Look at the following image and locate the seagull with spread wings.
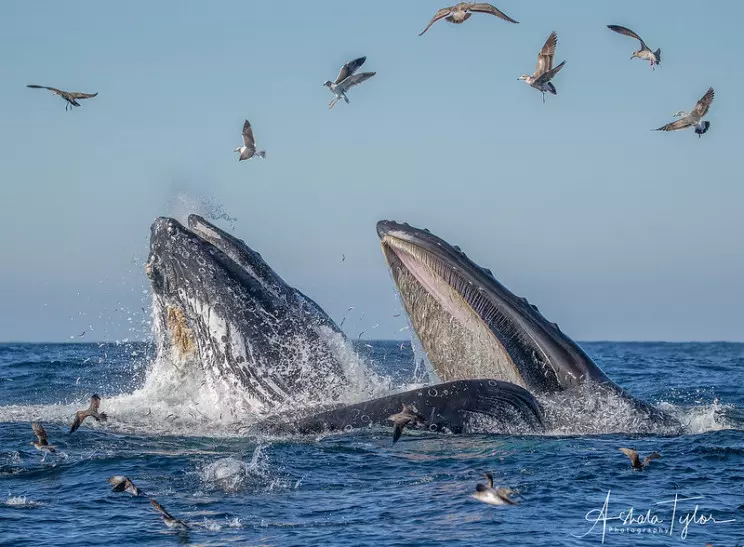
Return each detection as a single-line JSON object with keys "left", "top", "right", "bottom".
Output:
{"left": 26, "top": 84, "right": 98, "bottom": 110}
{"left": 518, "top": 31, "right": 566, "bottom": 103}
{"left": 654, "top": 87, "right": 714, "bottom": 138}
{"left": 607, "top": 25, "right": 661, "bottom": 70}
{"left": 235, "top": 120, "right": 266, "bottom": 161}
{"left": 323, "top": 57, "right": 376, "bottom": 110}
{"left": 418, "top": 3, "right": 518, "bottom": 36}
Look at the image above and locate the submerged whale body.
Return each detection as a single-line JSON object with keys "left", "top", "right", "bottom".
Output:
{"left": 377, "top": 220, "right": 681, "bottom": 431}
{"left": 145, "top": 215, "right": 543, "bottom": 433}
{"left": 258, "top": 379, "right": 545, "bottom": 436}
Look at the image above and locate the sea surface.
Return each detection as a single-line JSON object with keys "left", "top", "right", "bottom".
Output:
{"left": 0, "top": 341, "right": 742, "bottom": 546}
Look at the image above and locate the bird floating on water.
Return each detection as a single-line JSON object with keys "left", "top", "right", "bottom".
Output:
{"left": 607, "top": 25, "right": 661, "bottom": 71}
{"left": 618, "top": 447, "right": 661, "bottom": 470}
{"left": 235, "top": 120, "right": 266, "bottom": 161}
{"left": 388, "top": 403, "right": 426, "bottom": 444}
{"left": 70, "top": 394, "right": 108, "bottom": 433}
{"left": 654, "top": 87, "right": 714, "bottom": 138}
{"left": 108, "top": 476, "right": 144, "bottom": 496}
{"left": 26, "top": 84, "right": 98, "bottom": 110}
{"left": 518, "top": 31, "right": 565, "bottom": 103}
{"left": 150, "top": 499, "right": 189, "bottom": 530}
{"left": 418, "top": 3, "right": 518, "bottom": 36}
{"left": 30, "top": 422, "right": 56, "bottom": 453}
{"left": 472, "top": 473, "right": 517, "bottom": 505}
{"left": 323, "top": 57, "right": 376, "bottom": 109}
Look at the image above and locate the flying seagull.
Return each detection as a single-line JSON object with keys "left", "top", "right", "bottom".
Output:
{"left": 518, "top": 31, "right": 565, "bottom": 103}
{"left": 30, "top": 422, "right": 56, "bottom": 453}
{"left": 388, "top": 403, "right": 426, "bottom": 444}
{"left": 235, "top": 120, "right": 266, "bottom": 161}
{"left": 150, "top": 499, "right": 189, "bottom": 530}
{"left": 418, "top": 3, "right": 518, "bottom": 36}
{"left": 618, "top": 447, "right": 661, "bottom": 470}
{"left": 26, "top": 85, "right": 98, "bottom": 110}
{"left": 70, "top": 394, "right": 108, "bottom": 433}
{"left": 607, "top": 25, "right": 661, "bottom": 70}
{"left": 108, "top": 476, "right": 144, "bottom": 496}
{"left": 323, "top": 57, "right": 376, "bottom": 109}
{"left": 472, "top": 473, "right": 517, "bottom": 506}
{"left": 654, "top": 87, "right": 714, "bottom": 137}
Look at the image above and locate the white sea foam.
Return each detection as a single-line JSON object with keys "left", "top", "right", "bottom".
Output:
{"left": 4, "top": 494, "right": 42, "bottom": 508}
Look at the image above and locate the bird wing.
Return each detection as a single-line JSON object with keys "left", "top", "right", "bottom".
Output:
{"left": 68, "top": 91, "right": 98, "bottom": 100}
{"left": 534, "top": 60, "right": 565, "bottom": 85}
{"left": 607, "top": 25, "right": 646, "bottom": 49}
{"left": 484, "top": 473, "right": 494, "bottom": 488}
{"left": 70, "top": 411, "right": 88, "bottom": 433}
{"left": 642, "top": 452, "right": 661, "bottom": 466}
{"left": 108, "top": 476, "right": 127, "bottom": 492}
{"left": 468, "top": 3, "right": 519, "bottom": 23}
{"left": 418, "top": 7, "right": 454, "bottom": 36}
{"left": 618, "top": 447, "right": 641, "bottom": 467}
{"left": 32, "top": 422, "right": 49, "bottom": 445}
{"left": 27, "top": 84, "right": 62, "bottom": 94}
{"left": 495, "top": 488, "right": 518, "bottom": 505}
{"left": 535, "top": 32, "right": 558, "bottom": 77}
{"left": 89, "top": 396, "right": 101, "bottom": 413}
{"left": 334, "top": 57, "right": 367, "bottom": 84}
{"left": 338, "top": 72, "right": 375, "bottom": 92}
{"left": 150, "top": 499, "right": 175, "bottom": 519}
{"left": 241, "top": 120, "right": 256, "bottom": 150}
{"left": 692, "top": 87, "right": 714, "bottom": 118}
{"left": 654, "top": 117, "right": 694, "bottom": 132}
{"left": 392, "top": 423, "right": 404, "bottom": 444}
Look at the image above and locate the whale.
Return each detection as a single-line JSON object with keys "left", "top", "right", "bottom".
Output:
{"left": 258, "top": 379, "right": 545, "bottom": 437}
{"left": 377, "top": 220, "right": 680, "bottom": 430}
{"left": 146, "top": 215, "right": 357, "bottom": 415}
{"left": 145, "top": 215, "right": 545, "bottom": 434}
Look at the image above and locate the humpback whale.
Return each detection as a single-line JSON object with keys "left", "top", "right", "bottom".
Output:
{"left": 377, "top": 220, "right": 680, "bottom": 430}
{"left": 146, "top": 215, "right": 360, "bottom": 415}
{"left": 146, "top": 216, "right": 544, "bottom": 435}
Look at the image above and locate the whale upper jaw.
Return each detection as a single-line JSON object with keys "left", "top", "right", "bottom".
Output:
{"left": 145, "top": 216, "right": 351, "bottom": 415}
{"left": 376, "top": 220, "right": 615, "bottom": 395}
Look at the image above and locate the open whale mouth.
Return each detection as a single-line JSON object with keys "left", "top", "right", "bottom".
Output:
{"left": 377, "top": 221, "right": 613, "bottom": 394}
{"left": 144, "top": 216, "right": 358, "bottom": 416}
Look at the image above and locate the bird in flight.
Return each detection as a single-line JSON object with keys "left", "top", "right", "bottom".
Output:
{"left": 26, "top": 85, "right": 98, "bottom": 110}
{"left": 607, "top": 25, "right": 661, "bottom": 71}
{"left": 418, "top": 3, "right": 518, "bottom": 36}
{"left": 388, "top": 403, "right": 426, "bottom": 444}
{"left": 323, "top": 57, "right": 376, "bottom": 109}
{"left": 518, "top": 31, "right": 565, "bottom": 103}
{"left": 618, "top": 447, "right": 661, "bottom": 470}
{"left": 70, "top": 394, "right": 108, "bottom": 433}
{"left": 30, "top": 422, "right": 56, "bottom": 453}
{"left": 235, "top": 120, "right": 266, "bottom": 161}
{"left": 654, "top": 88, "right": 714, "bottom": 138}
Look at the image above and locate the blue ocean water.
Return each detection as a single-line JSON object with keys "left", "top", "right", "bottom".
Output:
{"left": 0, "top": 341, "right": 742, "bottom": 546}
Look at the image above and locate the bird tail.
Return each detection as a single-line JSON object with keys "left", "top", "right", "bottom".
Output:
{"left": 547, "top": 82, "right": 557, "bottom": 95}
{"left": 654, "top": 48, "right": 661, "bottom": 65}
{"left": 257, "top": 150, "right": 266, "bottom": 158}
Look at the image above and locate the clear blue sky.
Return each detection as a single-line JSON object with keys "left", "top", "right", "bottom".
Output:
{"left": 1, "top": 1, "right": 742, "bottom": 342}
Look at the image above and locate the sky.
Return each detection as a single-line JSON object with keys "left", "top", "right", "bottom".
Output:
{"left": 1, "top": 1, "right": 742, "bottom": 343}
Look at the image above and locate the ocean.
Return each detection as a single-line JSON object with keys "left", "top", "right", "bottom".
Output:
{"left": 0, "top": 341, "right": 742, "bottom": 546}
